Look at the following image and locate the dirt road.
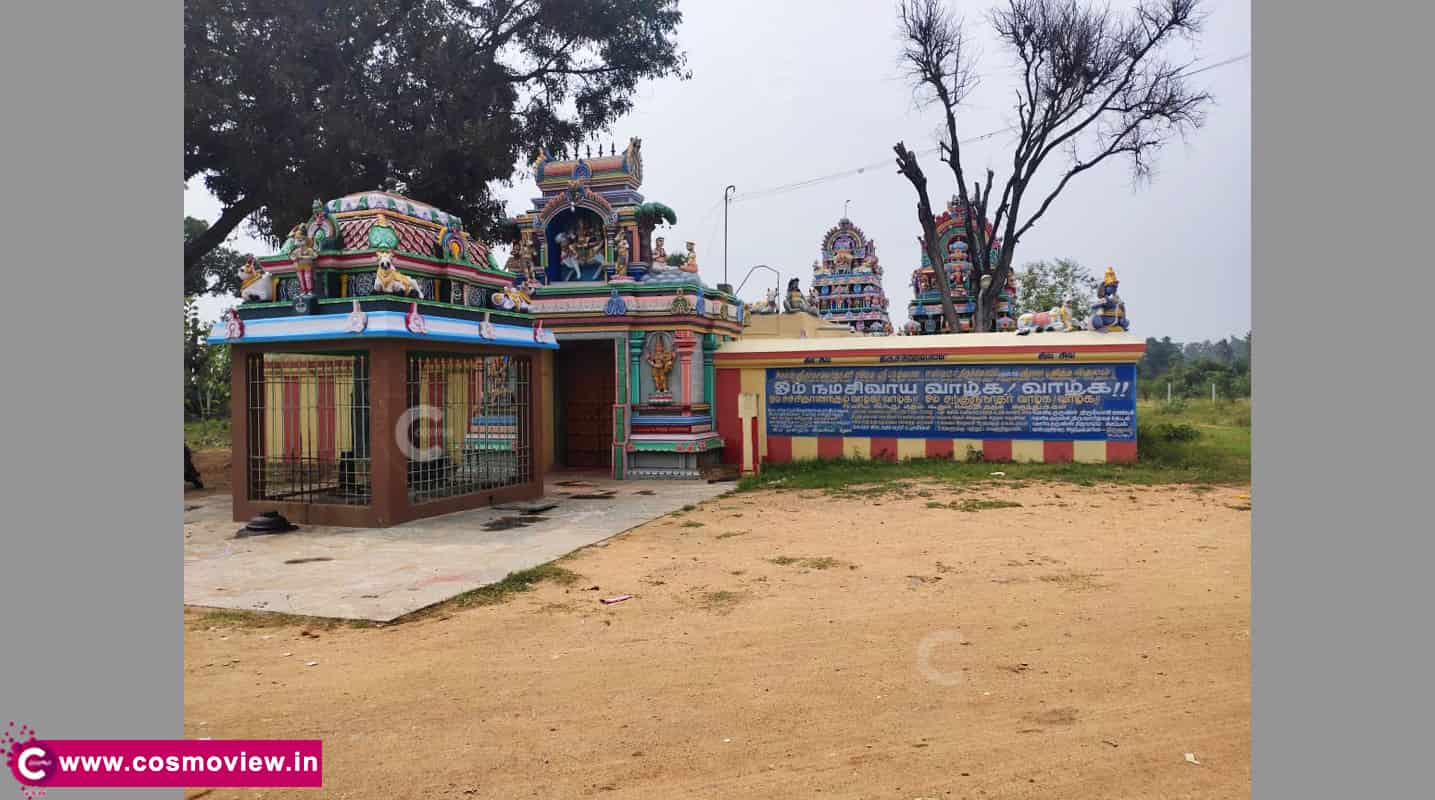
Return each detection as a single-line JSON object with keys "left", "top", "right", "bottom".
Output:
{"left": 185, "top": 480, "right": 1250, "bottom": 799}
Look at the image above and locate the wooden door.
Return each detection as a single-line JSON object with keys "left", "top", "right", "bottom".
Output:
{"left": 558, "top": 341, "right": 614, "bottom": 469}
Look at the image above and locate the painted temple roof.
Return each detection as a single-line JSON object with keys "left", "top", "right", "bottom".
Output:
{"left": 531, "top": 137, "right": 644, "bottom": 190}
{"left": 264, "top": 191, "right": 494, "bottom": 267}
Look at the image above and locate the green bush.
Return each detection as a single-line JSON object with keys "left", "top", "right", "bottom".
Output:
{"left": 1142, "top": 422, "right": 1201, "bottom": 443}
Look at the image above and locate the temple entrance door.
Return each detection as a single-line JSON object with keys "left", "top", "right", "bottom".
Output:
{"left": 556, "top": 340, "right": 614, "bottom": 470}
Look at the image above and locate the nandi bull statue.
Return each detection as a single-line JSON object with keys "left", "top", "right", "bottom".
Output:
{"left": 1016, "top": 304, "right": 1074, "bottom": 335}
{"left": 372, "top": 250, "right": 423, "bottom": 298}
{"left": 1089, "top": 267, "right": 1130, "bottom": 332}
{"left": 748, "top": 286, "right": 780, "bottom": 314}
{"left": 238, "top": 255, "right": 274, "bottom": 302}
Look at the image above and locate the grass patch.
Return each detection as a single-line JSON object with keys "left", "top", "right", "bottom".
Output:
{"left": 696, "top": 590, "right": 746, "bottom": 614}
{"left": 448, "top": 563, "right": 581, "bottom": 605}
{"left": 1037, "top": 571, "right": 1109, "bottom": 591}
{"left": 681, "top": 521, "right": 706, "bottom": 529}
{"left": 189, "top": 608, "right": 379, "bottom": 631}
{"left": 952, "top": 498, "right": 1024, "bottom": 512}
{"left": 925, "top": 500, "right": 948, "bottom": 509}
{"left": 768, "top": 555, "right": 848, "bottom": 570}
{"left": 715, "top": 530, "right": 748, "bottom": 539}
{"left": 184, "top": 418, "right": 231, "bottom": 450}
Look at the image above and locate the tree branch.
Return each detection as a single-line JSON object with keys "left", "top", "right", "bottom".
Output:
{"left": 184, "top": 195, "right": 263, "bottom": 277}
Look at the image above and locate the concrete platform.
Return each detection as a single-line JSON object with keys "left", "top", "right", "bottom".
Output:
{"left": 183, "top": 476, "right": 733, "bottom": 622}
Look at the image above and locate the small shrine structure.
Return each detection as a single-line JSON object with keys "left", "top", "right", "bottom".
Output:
{"left": 810, "top": 218, "right": 892, "bottom": 335}
{"left": 509, "top": 138, "right": 745, "bottom": 479}
{"left": 906, "top": 198, "right": 1019, "bottom": 334}
{"left": 208, "top": 192, "right": 557, "bottom": 526}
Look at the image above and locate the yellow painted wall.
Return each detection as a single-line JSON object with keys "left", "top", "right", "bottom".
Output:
{"left": 740, "top": 311, "right": 860, "bottom": 340}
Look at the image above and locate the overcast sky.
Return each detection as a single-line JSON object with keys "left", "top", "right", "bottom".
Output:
{"left": 186, "top": 0, "right": 1250, "bottom": 343}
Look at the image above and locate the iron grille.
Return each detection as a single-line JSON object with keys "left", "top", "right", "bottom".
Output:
{"left": 246, "top": 352, "right": 372, "bottom": 506}
{"left": 405, "top": 353, "right": 533, "bottom": 503}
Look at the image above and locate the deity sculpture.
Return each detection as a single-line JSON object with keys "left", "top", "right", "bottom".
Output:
{"left": 557, "top": 220, "right": 603, "bottom": 280}
{"left": 646, "top": 336, "right": 675, "bottom": 394}
{"left": 505, "top": 235, "right": 540, "bottom": 285}
{"left": 651, "top": 236, "right": 668, "bottom": 267}
{"left": 290, "top": 230, "right": 319, "bottom": 295}
{"left": 306, "top": 199, "right": 337, "bottom": 251}
{"left": 614, "top": 235, "right": 630, "bottom": 277}
{"left": 1089, "top": 268, "right": 1130, "bottom": 332}
{"left": 682, "top": 241, "right": 699, "bottom": 273}
{"left": 783, "top": 278, "right": 812, "bottom": 313}
{"left": 491, "top": 282, "right": 533, "bottom": 311}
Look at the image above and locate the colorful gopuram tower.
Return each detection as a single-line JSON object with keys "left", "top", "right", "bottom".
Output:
{"left": 906, "top": 197, "right": 1018, "bottom": 334}
{"left": 509, "top": 137, "right": 744, "bottom": 480}
{"left": 810, "top": 218, "right": 892, "bottom": 335}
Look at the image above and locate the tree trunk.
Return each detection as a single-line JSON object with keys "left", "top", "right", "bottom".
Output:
{"left": 184, "top": 195, "right": 263, "bottom": 277}
{"left": 894, "top": 143, "right": 961, "bottom": 333}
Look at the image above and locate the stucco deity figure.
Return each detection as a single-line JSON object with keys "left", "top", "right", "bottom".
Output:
{"left": 651, "top": 236, "right": 668, "bottom": 268}
{"left": 682, "top": 241, "right": 699, "bottom": 273}
{"left": 614, "top": 235, "right": 630, "bottom": 277}
{"left": 647, "top": 337, "right": 675, "bottom": 394}
{"left": 1089, "top": 268, "right": 1130, "bottom": 332}
{"left": 290, "top": 230, "right": 319, "bottom": 295}
{"left": 783, "top": 277, "right": 811, "bottom": 313}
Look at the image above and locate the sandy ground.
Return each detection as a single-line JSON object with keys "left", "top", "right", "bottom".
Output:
{"left": 184, "top": 480, "right": 1250, "bottom": 799}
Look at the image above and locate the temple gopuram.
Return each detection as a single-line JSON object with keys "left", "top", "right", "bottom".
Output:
{"left": 502, "top": 137, "right": 743, "bottom": 479}
{"left": 810, "top": 218, "right": 892, "bottom": 335}
{"left": 905, "top": 198, "right": 1018, "bottom": 334}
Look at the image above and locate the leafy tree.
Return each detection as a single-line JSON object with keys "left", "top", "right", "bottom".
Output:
{"left": 1014, "top": 257, "right": 1100, "bottom": 318}
{"left": 1140, "top": 335, "right": 1183, "bottom": 374}
{"left": 185, "top": 296, "right": 233, "bottom": 418}
{"left": 185, "top": 216, "right": 247, "bottom": 297}
{"left": 185, "top": 0, "right": 689, "bottom": 274}
{"left": 183, "top": 297, "right": 208, "bottom": 416}
{"left": 893, "top": 0, "right": 1211, "bottom": 331}
{"left": 1136, "top": 332, "right": 1251, "bottom": 399}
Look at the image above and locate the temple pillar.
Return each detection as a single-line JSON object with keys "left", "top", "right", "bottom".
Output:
{"left": 674, "top": 330, "right": 697, "bottom": 406}
{"left": 612, "top": 336, "right": 629, "bottom": 480}
{"left": 703, "top": 334, "right": 718, "bottom": 407}
{"left": 629, "top": 332, "right": 646, "bottom": 404}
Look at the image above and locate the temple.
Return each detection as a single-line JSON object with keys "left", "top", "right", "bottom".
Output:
{"left": 810, "top": 218, "right": 892, "bottom": 335}
{"left": 206, "top": 139, "right": 1144, "bottom": 528}
{"left": 208, "top": 191, "right": 557, "bottom": 527}
{"left": 905, "top": 198, "right": 1018, "bottom": 334}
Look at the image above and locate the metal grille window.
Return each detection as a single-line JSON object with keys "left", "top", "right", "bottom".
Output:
{"left": 246, "top": 352, "right": 371, "bottom": 506}
{"left": 405, "top": 353, "right": 533, "bottom": 503}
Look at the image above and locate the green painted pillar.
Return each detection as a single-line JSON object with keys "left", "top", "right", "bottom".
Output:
{"left": 613, "top": 336, "right": 628, "bottom": 479}
{"left": 703, "top": 333, "right": 718, "bottom": 407}
{"left": 628, "top": 331, "right": 646, "bottom": 407}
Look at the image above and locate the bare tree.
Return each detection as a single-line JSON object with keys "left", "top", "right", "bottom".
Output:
{"left": 894, "top": 0, "right": 1211, "bottom": 331}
